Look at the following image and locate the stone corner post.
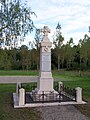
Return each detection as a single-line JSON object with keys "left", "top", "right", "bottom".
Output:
{"left": 75, "top": 87, "right": 82, "bottom": 103}
{"left": 16, "top": 82, "right": 21, "bottom": 94}
{"left": 58, "top": 82, "right": 63, "bottom": 92}
{"left": 19, "top": 88, "right": 25, "bottom": 106}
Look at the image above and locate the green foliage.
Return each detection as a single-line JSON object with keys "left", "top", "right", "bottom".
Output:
{"left": 52, "top": 32, "right": 90, "bottom": 70}
{"left": 0, "top": 0, "right": 35, "bottom": 46}
{"left": 0, "top": 34, "right": 90, "bottom": 70}
{"left": 0, "top": 49, "right": 13, "bottom": 70}
{"left": 78, "top": 34, "right": 90, "bottom": 70}
{"left": 22, "top": 83, "right": 37, "bottom": 92}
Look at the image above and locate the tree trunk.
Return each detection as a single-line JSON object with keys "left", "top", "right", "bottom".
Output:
{"left": 62, "top": 57, "right": 65, "bottom": 69}
{"left": 58, "top": 55, "right": 60, "bottom": 71}
{"left": 79, "top": 58, "right": 82, "bottom": 76}
{"left": 37, "top": 64, "right": 39, "bottom": 70}
{"left": 67, "top": 61, "right": 68, "bottom": 69}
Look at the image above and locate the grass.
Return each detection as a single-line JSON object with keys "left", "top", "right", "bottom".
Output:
{"left": 62, "top": 80, "right": 90, "bottom": 101}
{"left": 0, "top": 70, "right": 38, "bottom": 76}
{"left": 0, "top": 84, "right": 41, "bottom": 120}
{"left": 53, "top": 70, "right": 90, "bottom": 81}
{"left": 0, "top": 70, "right": 90, "bottom": 119}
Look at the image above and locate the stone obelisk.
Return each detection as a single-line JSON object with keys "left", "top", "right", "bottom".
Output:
{"left": 37, "top": 26, "right": 54, "bottom": 93}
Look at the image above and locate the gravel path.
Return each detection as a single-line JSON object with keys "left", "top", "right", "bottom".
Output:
{"left": 36, "top": 105, "right": 90, "bottom": 120}
{"left": 0, "top": 76, "right": 63, "bottom": 83}
{"left": 0, "top": 76, "right": 38, "bottom": 83}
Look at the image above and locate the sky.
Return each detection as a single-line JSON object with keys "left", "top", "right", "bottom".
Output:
{"left": 23, "top": 0, "right": 90, "bottom": 45}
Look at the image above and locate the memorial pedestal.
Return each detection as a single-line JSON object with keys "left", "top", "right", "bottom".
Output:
{"left": 31, "top": 26, "right": 58, "bottom": 97}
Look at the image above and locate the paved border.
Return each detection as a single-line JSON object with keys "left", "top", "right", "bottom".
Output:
{"left": 0, "top": 76, "right": 38, "bottom": 83}
{"left": 0, "top": 76, "right": 63, "bottom": 83}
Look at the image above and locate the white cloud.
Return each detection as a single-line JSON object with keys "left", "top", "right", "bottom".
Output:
{"left": 23, "top": 0, "right": 90, "bottom": 45}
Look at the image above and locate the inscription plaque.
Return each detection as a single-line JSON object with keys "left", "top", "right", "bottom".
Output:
{"left": 42, "top": 55, "right": 50, "bottom": 61}
{"left": 41, "top": 52, "right": 51, "bottom": 61}
{"left": 42, "top": 61, "right": 51, "bottom": 72}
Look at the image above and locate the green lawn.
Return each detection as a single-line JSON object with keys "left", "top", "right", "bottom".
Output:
{"left": 0, "top": 70, "right": 90, "bottom": 119}
{"left": 62, "top": 80, "right": 90, "bottom": 101}
{"left": 0, "top": 70, "right": 38, "bottom": 76}
{"left": 0, "top": 84, "right": 41, "bottom": 120}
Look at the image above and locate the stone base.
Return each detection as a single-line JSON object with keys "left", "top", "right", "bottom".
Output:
{"left": 13, "top": 92, "right": 87, "bottom": 108}
{"left": 32, "top": 89, "right": 56, "bottom": 94}
{"left": 37, "top": 78, "right": 54, "bottom": 92}
{"left": 37, "top": 72, "right": 54, "bottom": 92}
{"left": 31, "top": 73, "right": 58, "bottom": 101}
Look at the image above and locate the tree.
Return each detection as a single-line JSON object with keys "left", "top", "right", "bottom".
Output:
{"left": 34, "top": 28, "right": 42, "bottom": 70}
{"left": 53, "top": 23, "right": 64, "bottom": 71}
{"left": 0, "top": 48, "right": 13, "bottom": 70}
{"left": 0, "top": 0, "right": 35, "bottom": 48}
{"left": 64, "top": 38, "right": 74, "bottom": 69}
{"left": 79, "top": 34, "right": 90, "bottom": 70}
{"left": 19, "top": 45, "right": 29, "bottom": 70}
